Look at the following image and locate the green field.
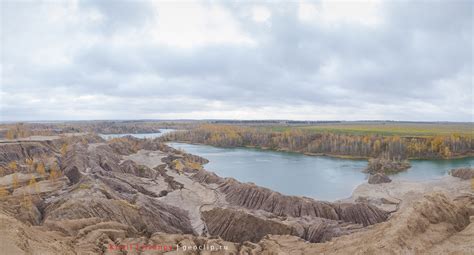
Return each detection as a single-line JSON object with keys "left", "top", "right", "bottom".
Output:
{"left": 267, "top": 122, "right": 474, "bottom": 137}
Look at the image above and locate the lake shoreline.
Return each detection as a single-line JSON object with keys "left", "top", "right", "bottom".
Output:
{"left": 167, "top": 141, "right": 473, "bottom": 201}
{"left": 166, "top": 140, "right": 474, "bottom": 161}
{"left": 341, "top": 175, "right": 473, "bottom": 212}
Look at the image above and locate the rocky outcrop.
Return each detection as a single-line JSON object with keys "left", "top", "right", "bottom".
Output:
{"left": 368, "top": 173, "right": 392, "bottom": 184}
{"left": 0, "top": 133, "right": 387, "bottom": 247}
{"left": 247, "top": 193, "right": 474, "bottom": 254}
{"left": 299, "top": 220, "right": 358, "bottom": 243}
{"left": 41, "top": 178, "right": 193, "bottom": 236}
{"left": 365, "top": 157, "right": 411, "bottom": 174}
{"left": 0, "top": 211, "right": 77, "bottom": 255}
{"left": 1, "top": 193, "right": 472, "bottom": 255}
{"left": 202, "top": 208, "right": 295, "bottom": 243}
{"left": 219, "top": 179, "right": 338, "bottom": 218}
{"left": 61, "top": 144, "right": 88, "bottom": 184}
{"left": 108, "top": 139, "right": 138, "bottom": 155}
{"left": 333, "top": 202, "right": 389, "bottom": 226}
{"left": 91, "top": 144, "right": 122, "bottom": 173}
{"left": 44, "top": 197, "right": 192, "bottom": 234}
{"left": 218, "top": 179, "right": 388, "bottom": 226}
{"left": 191, "top": 170, "right": 225, "bottom": 184}
{"left": 0, "top": 141, "right": 54, "bottom": 164}
{"left": 64, "top": 166, "right": 82, "bottom": 184}
{"left": 1, "top": 135, "right": 195, "bottom": 237}
{"left": 160, "top": 146, "right": 209, "bottom": 166}
{"left": 120, "top": 160, "right": 156, "bottom": 178}
{"left": 450, "top": 167, "right": 474, "bottom": 180}
{"left": 182, "top": 152, "right": 209, "bottom": 165}
{"left": 0, "top": 131, "right": 472, "bottom": 254}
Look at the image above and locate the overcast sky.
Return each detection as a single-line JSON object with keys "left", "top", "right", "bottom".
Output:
{"left": 1, "top": 0, "right": 472, "bottom": 121}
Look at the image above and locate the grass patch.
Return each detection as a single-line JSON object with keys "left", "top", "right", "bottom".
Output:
{"left": 266, "top": 122, "right": 473, "bottom": 137}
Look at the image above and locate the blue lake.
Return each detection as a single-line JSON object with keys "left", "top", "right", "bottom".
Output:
{"left": 167, "top": 142, "right": 473, "bottom": 201}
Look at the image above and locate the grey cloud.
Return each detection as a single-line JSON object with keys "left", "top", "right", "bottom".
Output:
{"left": 1, "top": 0, "right": 472, "bottom": 121}
{"left": 78, "top": 0, "right": 156, "bottom": 32}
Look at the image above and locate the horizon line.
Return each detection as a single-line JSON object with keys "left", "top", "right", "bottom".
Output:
{"left": 1, "top": 119, "right": 473, "bottom": 124}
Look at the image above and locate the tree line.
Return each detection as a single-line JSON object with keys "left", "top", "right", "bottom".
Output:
{"left": 163, "top": 125, "right": 473, "bottom": 159}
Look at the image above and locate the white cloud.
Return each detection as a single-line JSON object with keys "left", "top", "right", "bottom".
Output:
{"left": 298, "top": 1, "right": 319, "bottom": 22}
{"left": 150, "top": 2, "right": 255, "bottom": 48}
{"left": 251, "top": 6, "right": 271, "bottom": 23}
{"left": 299, "top": 0, "right": 382, "bottom": 27}
{"left": 1, "top": 1, "right": 471, "bottom": 121}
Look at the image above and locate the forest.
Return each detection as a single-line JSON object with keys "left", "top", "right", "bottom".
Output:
{"left": 163, "top": 124, "right": 473, "bottom": 160}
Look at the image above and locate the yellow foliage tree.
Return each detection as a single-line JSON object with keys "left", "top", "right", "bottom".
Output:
{"left": 5, "top": 129, "right": 15, "bottom": 140}
{"left": 60, "top": 143, "right": 68, "bottom": 157}
{"left": 443, "top": 146, "right": 452, "bottom": 158}
{"left": 49, "top": 164, "right": 60, "bottom": 181}
{"left": 36, "top": 163, "right": 46, "bottom": 177}
{"left": 186, "top": 161, "right": 203, "bottom": 171}
{"left": 26, "top": 158, "right": 35, "bottom": 172}
{"left": 172, "top": 159, "right": 185, "bottom": 174}
{"left": 26, "top": 158, "right": 34, "bottom": 166}
{"left": 431, "top": 136, "right": 444, "bottom": 153}
{"left": 8, "top": 161, "right": 18, "bottom": 171}
{"left": 22, "top": 192, "right": 33, "bottom": 208}
{"left": 373, "top": 140, "right": 381, "bottom": 154}
{"left": 0, "top": 186, "right": 9, "bottom": 197}
{"left": 5, "top": 124, "right": 31, "bottom": 140}
{"left": 12, "top": 173, "right": 19, "bottom": 189}
{"left": 29, "top": 175, "right": 39, "bottom": 193}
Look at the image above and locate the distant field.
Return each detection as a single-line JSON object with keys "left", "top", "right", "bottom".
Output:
{"left": 268, "top": 122, "right": 474, "bottom": 137}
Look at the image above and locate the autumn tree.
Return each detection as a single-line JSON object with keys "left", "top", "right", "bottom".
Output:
{"left": 36, "top": 162, "right": 46, "bottom": 177}
{"left": 186, "top": 161, "right": 203, "bottom": 170}
{"left": 12, "top": 173, "right": 19, "bottom": 189}
{"left": 29, "top": 175, "right": 39, "bottom": 193}
{"left": 172, "top": 159, "right": 185, "bottom": 174}
{"left": 8, "top": 161, "right": 18, "bottom": 171}
{"left": 165, "top": 124, "right": 472, "bottom": 159}
{"left": 443, "top": 146, "right": 452, "bottom": 158}
{"left": 26, "top": 158, "right": 35, "bottom": 172}
{"left": 0, "top": 186, "right": 9, "bottom": 197}
{"left": 5, "top": 129, "right": 15, "bottom": 140}
{"left": 4, "top": 123, "right": 31, "bottom": 139}
{"left": 49, "top": 163, "right": 60, "bottom": 181}
{"left": 22, "top": 192, "right": 33, "bottom": 208}
{"left": 60, "top": 143, "right": 69, "bottom": 157}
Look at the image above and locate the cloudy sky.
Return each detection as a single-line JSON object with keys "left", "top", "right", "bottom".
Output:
{"left": 1, "top": 0, "right": 472, "bottom": 121}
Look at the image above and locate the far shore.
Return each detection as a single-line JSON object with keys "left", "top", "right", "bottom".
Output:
{"left": 165, "top": 140, "right": 474, "bottom": 161}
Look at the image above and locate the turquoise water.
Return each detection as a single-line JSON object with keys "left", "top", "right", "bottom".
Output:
{"left": 99, "top": 129, "right": 175, "bottom": 140}
{"left": 167, "top": 142, "right": 473, "bottom": 201}
{"left": 391, "top": 158, "right": 473, "bottom": 181}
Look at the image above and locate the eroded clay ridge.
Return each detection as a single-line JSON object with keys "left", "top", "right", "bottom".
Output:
{"left": 221, "top": 179, "right": 387, "bottom": 226}
{"left": 192, "top": 169, "right": 388, "bottom": 226}
{"left": 0, "top": 134, "right": 471, "bottom": 254}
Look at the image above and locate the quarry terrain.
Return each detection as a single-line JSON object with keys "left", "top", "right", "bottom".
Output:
{"left": 0, "top": 133, "right": 472, "bottom": 254}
